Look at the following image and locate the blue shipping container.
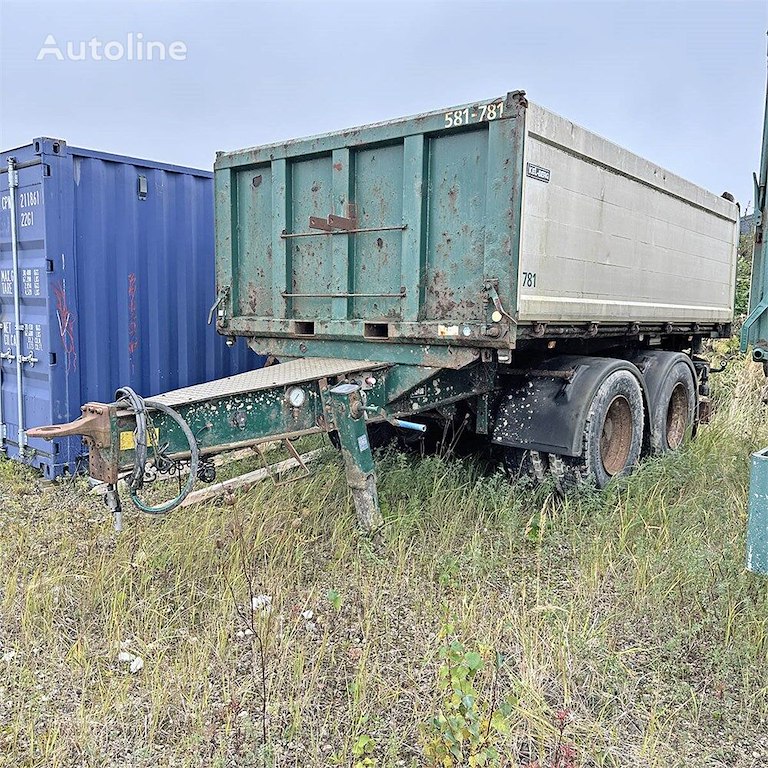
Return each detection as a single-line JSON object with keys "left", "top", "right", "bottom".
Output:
{"left": 0, "top": 137, "right": 264, "bottom": 478}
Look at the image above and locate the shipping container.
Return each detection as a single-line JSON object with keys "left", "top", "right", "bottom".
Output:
{"left": 214, "top": 91, "right": 738, "bottom": 364}
{"left": 0, "top": 137, "right": 264, "bottom": 478}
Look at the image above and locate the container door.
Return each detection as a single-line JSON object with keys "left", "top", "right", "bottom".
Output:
{"left": 0, "top": 141, "right": 79, "bottom": 478}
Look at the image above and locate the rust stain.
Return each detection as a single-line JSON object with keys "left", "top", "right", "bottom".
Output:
{"left": 333, "top": 162, "right": 343, "bottom": 172}
{"left": 425, "top": 265, "right": 483, "bottom": 319}
{"left": 448, "top": 186, "right": 458, "bottom": 215}
{"left": 246, "top": 282, "right": 271, "bottom": 314}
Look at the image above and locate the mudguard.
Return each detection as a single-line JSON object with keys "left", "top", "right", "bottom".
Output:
{"left": 491, "top": 355, "right": 645, "bottom": 458}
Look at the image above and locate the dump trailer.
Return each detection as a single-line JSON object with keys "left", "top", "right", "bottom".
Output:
{"left": 29, "top": 91, "right": 739, "bottom": 530}
{"left": 743, "top": 74, "right": 768, "bottom": 576}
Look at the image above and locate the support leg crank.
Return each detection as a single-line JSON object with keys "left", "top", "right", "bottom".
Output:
{"left": 327, "top": 383, "right": 383, "bottom": 534}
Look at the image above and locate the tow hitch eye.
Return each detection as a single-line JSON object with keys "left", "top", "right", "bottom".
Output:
{"left": 26, "top": 403, "right": 113, "bottom": 448}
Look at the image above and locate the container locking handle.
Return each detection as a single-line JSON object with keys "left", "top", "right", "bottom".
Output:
{"left": 207, "top": 287, "right": 230, "bottom": 325}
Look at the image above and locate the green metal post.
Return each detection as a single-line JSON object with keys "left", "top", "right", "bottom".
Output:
{"left": 747, "top": 447, "right": 768, "bottom": 575}
{"left": 327, "top": 383, "right": 383, "bottom": 534}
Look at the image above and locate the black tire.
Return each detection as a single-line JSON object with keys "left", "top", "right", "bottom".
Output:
{"left": 569, "top": 369, "right": 644, "bottom": 488}
{"left": 504, "top": 448, "right": 548, "bottom": 484}
{"left": 650, "top": 361, "right": 696, "bottom": 453}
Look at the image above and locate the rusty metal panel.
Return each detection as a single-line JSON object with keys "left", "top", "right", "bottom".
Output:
{"left": 215, "top": 94, "right": 521, "bottom": 361}
{"left": 424, "top": 129, "right": 489, "bottom": 321}
{"left": 351, "top": 144, "right": 405, "bottom": 321}
{"left": 290, "top": 156, "right": 334, "bottom": 320}
{"left": 0, "top": 138, "right": 264, "bottom": 477}
{"left": 233, "top": 164, "right": 274, "bottom": 318}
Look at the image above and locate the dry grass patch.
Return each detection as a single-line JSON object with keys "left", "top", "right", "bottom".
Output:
{"left": 1, "top": 353, "right": 767, "bottom": 767}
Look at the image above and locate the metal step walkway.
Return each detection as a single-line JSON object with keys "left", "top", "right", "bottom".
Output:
{"left": 151, "top": 357, "right": 388, "bottom": 408}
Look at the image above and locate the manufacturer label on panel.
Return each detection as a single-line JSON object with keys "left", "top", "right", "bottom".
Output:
{"left": 526, "top": 163, "right": 551, "bottom": 183}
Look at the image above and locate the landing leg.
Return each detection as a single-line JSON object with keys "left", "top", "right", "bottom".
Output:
{"left": 327, "top": 384, "right": 383, "bottom": 534}
{"left": 105, "top": 484, "right": 123, "bottom": 533}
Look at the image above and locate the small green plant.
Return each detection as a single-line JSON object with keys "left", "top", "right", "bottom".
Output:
{"left": 352, "top": 733, "right": 377, "bottom": 767}
{"left": 422, "top": 631, "right": 511, "bottom": 767}
{"left": 436, "top": 555, "right": 461, "bottom": 589}
{"left": 326, "top": 588, "right": 343, "bottom": 612}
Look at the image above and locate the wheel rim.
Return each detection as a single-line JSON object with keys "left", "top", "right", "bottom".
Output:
{"left": 600, "top": 395, "right": 633, "bottom": 476}
{"left": 666, "top": 383, "right": 689, "bottom": 450}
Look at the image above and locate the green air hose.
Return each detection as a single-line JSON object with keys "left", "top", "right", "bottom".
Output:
{"left": 115, "top": 387, "right": 200, "bottom": 515}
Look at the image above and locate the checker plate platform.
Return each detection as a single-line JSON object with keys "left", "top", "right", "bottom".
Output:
{"left": 150, "top": 357, "right": 388, "bottom": 408}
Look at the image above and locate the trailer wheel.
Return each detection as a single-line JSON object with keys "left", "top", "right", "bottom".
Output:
{"left": 652, "top": 361, "right": 696, "bottom": 453}
{"left": 572, "top": 369, "right": 644, "bottom": 488}
{"left": 504, "top": 448, "right": 548, "bottom": 484}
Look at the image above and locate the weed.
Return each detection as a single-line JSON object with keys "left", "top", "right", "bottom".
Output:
{"left": 352, "top": 733, "right": 377, "bottom": 767}
{"left": 422, "top": 627, "right": 512, "bottom": 766}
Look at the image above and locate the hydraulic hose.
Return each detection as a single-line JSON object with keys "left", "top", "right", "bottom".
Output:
{"left": 115, "top": 387, "right": 148, "bottom": 493}
{"left": 114, "top": 388, "right": 199, "bottom": 515}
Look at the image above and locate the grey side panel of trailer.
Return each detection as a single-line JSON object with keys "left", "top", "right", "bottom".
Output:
{"left": 517, "top": 103, "right": 738, "bottom": 325}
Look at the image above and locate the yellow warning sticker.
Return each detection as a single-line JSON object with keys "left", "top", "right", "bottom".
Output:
{"left": 119, "top": 428, "right": 159, "bottom": 451}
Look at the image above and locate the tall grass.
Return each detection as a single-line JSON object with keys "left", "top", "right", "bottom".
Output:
{"left": 1, "top": 351, "right": 767, "bottom": 767}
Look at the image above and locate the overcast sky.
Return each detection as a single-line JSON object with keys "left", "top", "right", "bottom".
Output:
{"left": 0, "top": 0, "right": 766, "bottom": 209}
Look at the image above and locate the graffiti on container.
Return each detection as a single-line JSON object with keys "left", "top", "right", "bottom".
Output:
{"left": 54, "top": 281, "right": 77, "bottom": 373}
{"left": 128, "top": 273, "right": 138, "bottom": 372}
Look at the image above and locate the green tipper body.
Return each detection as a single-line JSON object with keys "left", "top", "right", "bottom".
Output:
{"left": 744, "top": 68, "right": 768, "bottom": 576}
{"left": 741, "top": 73, "right": 768, "bottom": 357}
{"left": 214, "top": 90, "right": 736, "bottom": 368}
{"left": 214, "top": 92, "right": 526, "bottom": 368}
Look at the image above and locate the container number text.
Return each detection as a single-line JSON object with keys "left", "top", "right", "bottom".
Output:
{"left": 444, "top": 101, "right": 504, "bottom": 129}
{"left": 522, "top": 271, "right": 537, "bottom": 288}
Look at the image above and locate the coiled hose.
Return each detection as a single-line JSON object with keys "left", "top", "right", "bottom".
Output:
{"left": 114, "top": 387, "right": 199, "bottom": 515}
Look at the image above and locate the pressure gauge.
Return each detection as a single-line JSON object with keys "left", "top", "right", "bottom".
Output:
{"left": 286, "top": 386, "right": 306, "bottom": 408}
